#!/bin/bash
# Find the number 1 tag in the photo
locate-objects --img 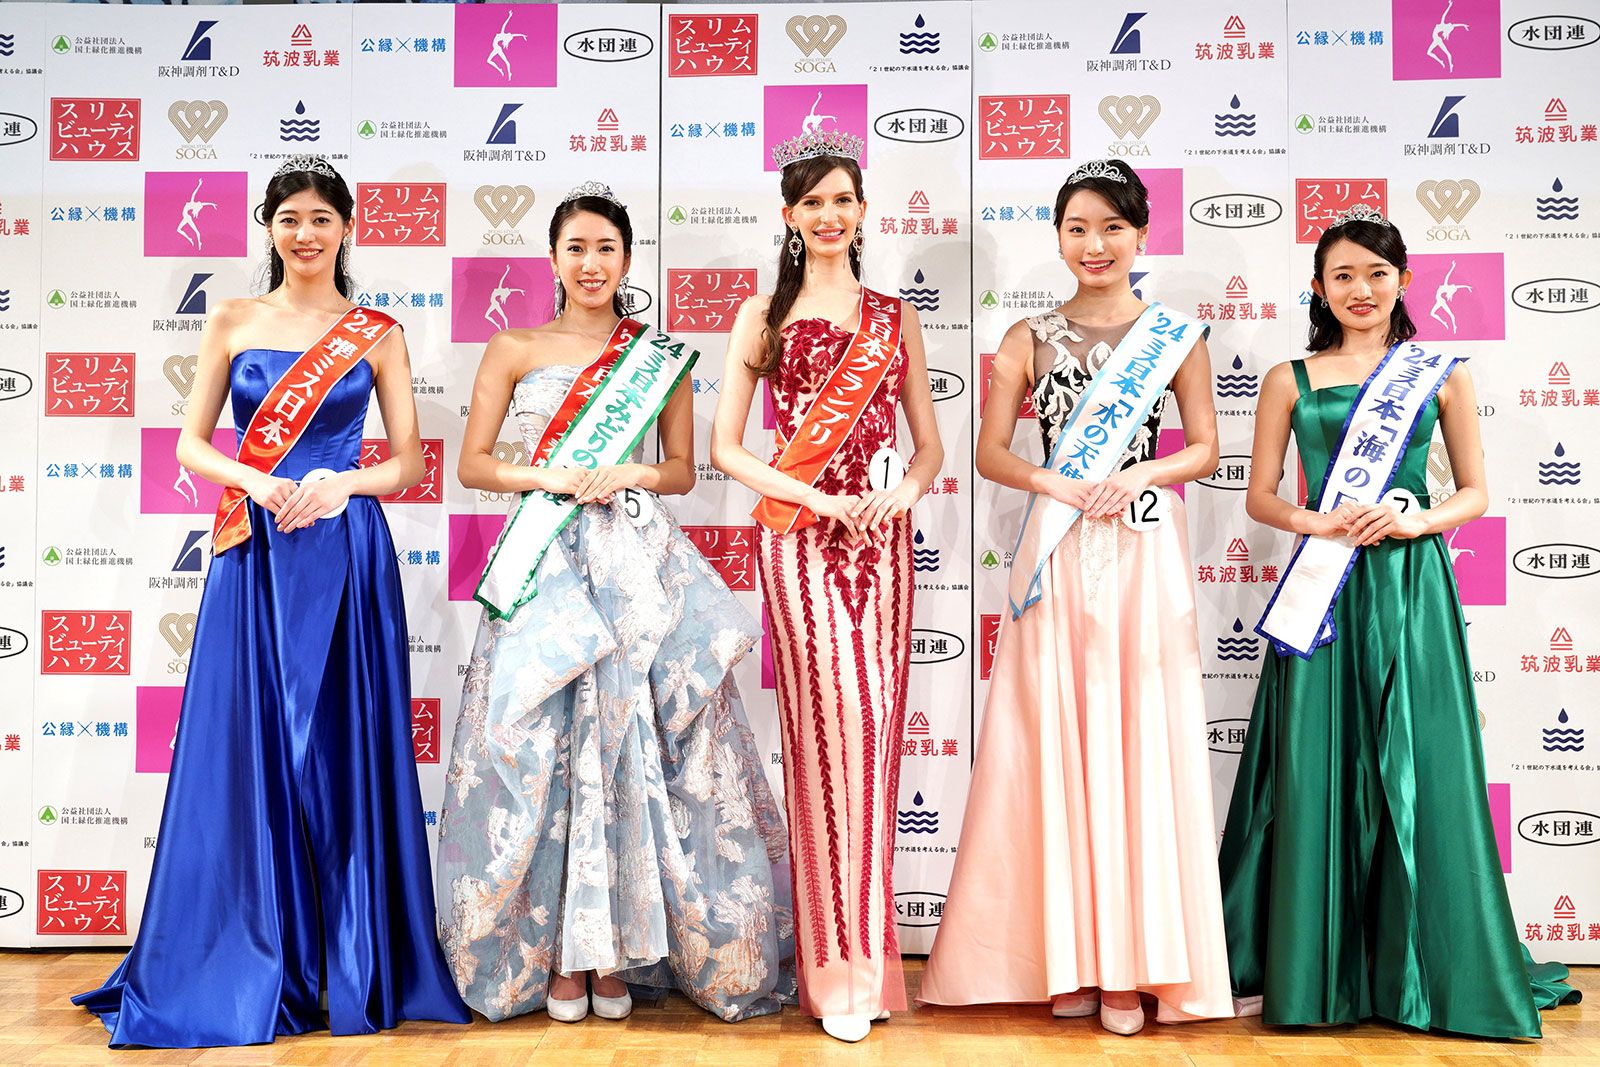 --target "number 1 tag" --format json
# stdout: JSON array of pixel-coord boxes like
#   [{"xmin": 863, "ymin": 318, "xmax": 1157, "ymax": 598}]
[
  {"xmin": 1120, "ymin": 487, "xmax": 1169, "ymax": 532},
  {"xmin": 619, "ymin": 487, "xmax": 654, "ymax": 528},
  {"xmin": 1381, "ymin": 488, "xmax": 1419, "ymax": 515},
  {"xmin": 869, "ymin": 447, "xmax": 906, "ymax": 491}
]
